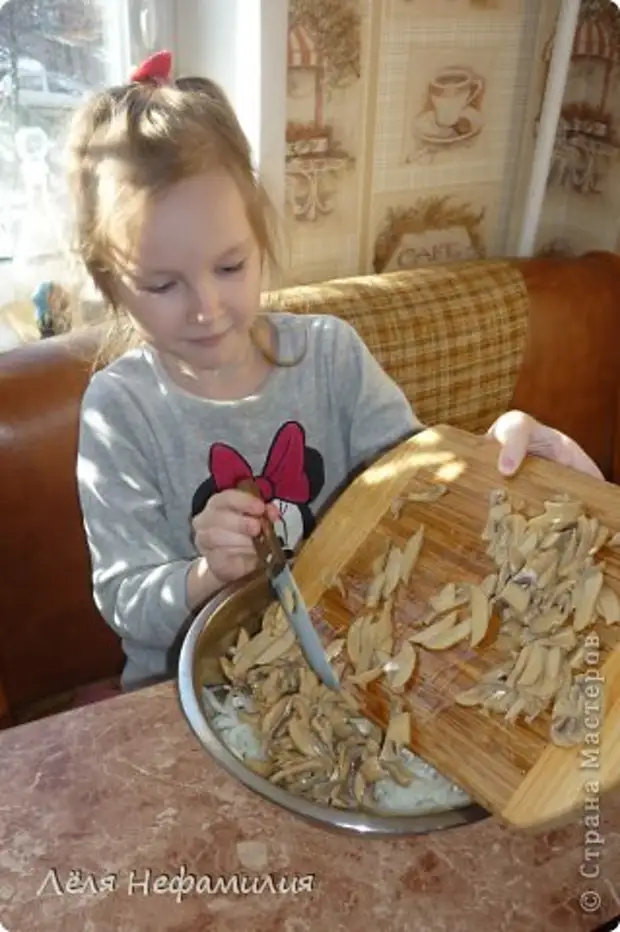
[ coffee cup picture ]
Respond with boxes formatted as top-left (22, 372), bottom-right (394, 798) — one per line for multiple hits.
top-left (429, 67), bottom-right (484, 129)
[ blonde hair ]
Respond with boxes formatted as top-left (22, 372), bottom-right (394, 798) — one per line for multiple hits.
top-left (65, 73), bottom-right (289, 367)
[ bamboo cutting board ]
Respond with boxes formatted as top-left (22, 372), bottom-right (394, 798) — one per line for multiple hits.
top-left (291, 425), bottom-right (620, 832)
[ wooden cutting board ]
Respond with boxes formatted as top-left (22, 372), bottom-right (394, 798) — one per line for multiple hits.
top-left (291, 424), bottom-right (620, 832)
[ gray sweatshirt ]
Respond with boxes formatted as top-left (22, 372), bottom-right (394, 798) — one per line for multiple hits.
top-left (77, 312), bottom-right (423, 689)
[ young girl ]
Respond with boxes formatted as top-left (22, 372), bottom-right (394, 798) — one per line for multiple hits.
top-left (70, 51), bottom-right (603, 691)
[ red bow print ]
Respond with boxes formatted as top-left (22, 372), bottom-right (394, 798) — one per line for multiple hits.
top-left (130, 50), bottom-right (172, 85)
top-left (209, 422), bottom-right (310, 504)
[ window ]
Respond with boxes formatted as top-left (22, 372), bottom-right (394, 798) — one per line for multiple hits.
top-left (0, 0), bottom-right (165, 307)
top-left (0, 0), bottom-right (285, 328)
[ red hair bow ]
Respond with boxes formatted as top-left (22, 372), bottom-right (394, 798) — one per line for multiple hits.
top-left (130, 50), bottom-right (172, 85)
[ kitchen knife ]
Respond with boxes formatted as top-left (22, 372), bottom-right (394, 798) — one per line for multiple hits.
top-left (237, 478), bottom-right (340, 690)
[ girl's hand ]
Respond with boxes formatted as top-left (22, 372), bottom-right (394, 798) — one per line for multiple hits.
top-left (191, 488), bottom-right (280, 585)
top-left (487, 410), bottom-right (604, 480)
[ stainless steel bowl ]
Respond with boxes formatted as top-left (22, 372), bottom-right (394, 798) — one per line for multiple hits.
top-left (177, 572), bottom-right (489, 837)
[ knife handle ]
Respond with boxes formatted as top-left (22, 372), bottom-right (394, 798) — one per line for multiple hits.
top-left (237, 478), bottom-right (287, 576)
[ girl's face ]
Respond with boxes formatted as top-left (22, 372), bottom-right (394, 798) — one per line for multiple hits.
top-left (112, 170), bottom-right (264, 382)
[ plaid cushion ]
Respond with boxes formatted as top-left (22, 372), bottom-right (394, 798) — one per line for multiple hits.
top-left (264, 259), bottom-right (529, 433)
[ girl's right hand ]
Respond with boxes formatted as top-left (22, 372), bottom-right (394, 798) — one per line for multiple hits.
top-left (191, 488), bottom-right (281, 585)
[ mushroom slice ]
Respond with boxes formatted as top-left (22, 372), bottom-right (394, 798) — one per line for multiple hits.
top-left (310, 713), bottom-right (333, 748)
top-left (298, 667), bottom-right (319, 697)
top-left (480, 573), bottom-right (497, 598)
top-left (543, 498), bottom-right (583, 526)
top-left (270, 758), bottom-right (330, 785)
top-left (573, 568), bottom-right (603, 632)
top-left (262, 601), bottom-right (289, 636)
top-left (455, 682), bottom-right (497, 707)
top-left (539, 627), bottom-right (577, 650)
top-left (517, 643), bottom-right (547, 688)
top-left (505, 696), bottom-right (528, 724)
top-left (235, 627), bottom-right (250, 652)
top-left (352, 771), bottom-right (367, 804)
top-left (261, 695), bottom-right (293, 737)
top-left (405, 483), bottom-right (447, 502)
top-left (233, 627), bottom-right (296, 676)
top-left (550, 681), bottom-right (585, 747)
top-left (500, 582), bottom-right (530, 614)
top-left (482, 500), bottom-right (512, 540)
top-left (365, 571), bottom-right (385, 608)
top-left (429, 583), bottom-right (454, 610)
top-left (326, 637), bottom-right (346, 661)
top-left (528, 609), bottom-right (564, 636)
top-left (495, 622), bottom-right (523, 653)
top-left (219, 656), bottom-right (236, 681)
top-left (484, 687), bottom-right (518, 714)
top-left (409, 611), bottom-right (459, 645)
top-left (596, 585), bottom-right (620, 625)
top-left (527, 645), bottom-right (564, 700)
top-left (537, 552), bottom-right (560, 589)
top-left (568, 644), bottom-right (586, 670)
top-left (360, 756), bottom-right (387, 783)
top-left (346, 614), bottom-right (371, 666)
top-left (245, 758), bottom-right (273, 777)
top-left (400, 526), bottom-right (425, 584)
top-left (374, 598), bottom-right (394, 653)
top-left (415, 618), bottom-right (471, 650)
top-left (254, 629), bottom-right (299, 666)
top-left (347, 664), bottom-right (385, 686)
top-left (428, 583), bottom-right (467, 614)
top-left (356, 618), bottom-right (380, 674)
top-left (506, 643), bottom-right (534, 687)
top-left (385, 642), bottom-right (417, 690)
top-left (520, 531), bottom-right (540, 558)
top-left (370, 543), bottom-right (389, 576)
top-left (590, 523), bottom-right (608, 555)
top-left (288, 717), bottom-right (326, 757)
top-left (383, 545), bottom-right (404, 598)
top-left (382, 757), bottom-right (415, 786)
top-left (469, 584), bottom-right (491, 647)
top-left (390, 498), bottom-right (404, 519)
top-left (384, 710), bottom-right (411, 748)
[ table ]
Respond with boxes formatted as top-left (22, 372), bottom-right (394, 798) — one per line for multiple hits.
top-left (1, 681), bottom-right (619, 931)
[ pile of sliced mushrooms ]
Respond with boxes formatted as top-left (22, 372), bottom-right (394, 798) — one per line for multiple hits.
top-left (211, 483), bottom-right (620, 810)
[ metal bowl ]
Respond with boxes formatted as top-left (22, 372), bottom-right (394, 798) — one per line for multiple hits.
top-left (177, 572), bottom-right (489, 837)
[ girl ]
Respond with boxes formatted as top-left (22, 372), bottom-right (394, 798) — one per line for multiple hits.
top-left (69, 51), bottom-right (602, 691)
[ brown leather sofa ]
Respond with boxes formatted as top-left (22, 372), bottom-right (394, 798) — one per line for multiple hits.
top-left (1, 252), bottom-right (619, 729)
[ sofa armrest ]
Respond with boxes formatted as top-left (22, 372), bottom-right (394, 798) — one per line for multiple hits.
top-left (0, 328), bottom-right (124, 718)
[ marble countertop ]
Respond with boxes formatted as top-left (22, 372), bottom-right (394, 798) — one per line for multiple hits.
top-left (1, 682), bottom-right (619, 932)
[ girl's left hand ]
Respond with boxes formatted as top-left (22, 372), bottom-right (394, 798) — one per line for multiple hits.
top-left (487, 410), bottom-right (604, 481)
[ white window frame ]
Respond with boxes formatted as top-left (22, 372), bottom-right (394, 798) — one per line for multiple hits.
top-left (0, 0), bottom-right (287, 311)
top-left (173, 0), bottom-right (287, 215)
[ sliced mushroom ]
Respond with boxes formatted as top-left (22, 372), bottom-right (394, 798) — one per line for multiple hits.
top-left (384, 642), bottom-right (417, 690)
top-left (409, 610), bottom-right (459, 645)
top-left (469, 584), bottom-right (491, 647)
top-left (400, 526), bottom-right (425, 584)
top-left (550, 680), bottom-right (585, 747)
top-left (597, 585), bottom-right (620, 625)
top-left (383, 545), bottom-right (404, 598)
top-left (384, 710), bottom-right (411, 748)
top-left (516, 643), bottom-right (547, 687)
top-left (411, 618), bottom-right (471, 650)
top-left (573, 567), bottom-right (603, 632)
top-left (405, 483), bottom-right (447, 502)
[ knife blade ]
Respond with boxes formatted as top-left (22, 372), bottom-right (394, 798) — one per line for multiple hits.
top-left (238, 478), bottom-right (340, 690)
